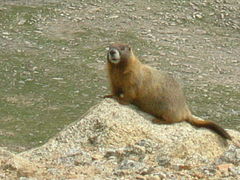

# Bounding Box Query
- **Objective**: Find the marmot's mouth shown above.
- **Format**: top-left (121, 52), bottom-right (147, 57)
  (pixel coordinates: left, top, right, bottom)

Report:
top-left (111, 58), bottom-right (118, 61)
top-left (108, 48), bottom-right (120, 64)
top-left (109, 57), bottom-right (120, 64)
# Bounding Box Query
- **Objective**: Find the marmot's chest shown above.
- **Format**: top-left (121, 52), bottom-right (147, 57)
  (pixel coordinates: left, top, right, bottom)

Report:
top-left (110, 68), bottom-right (138, 89)
top-left (111, 72), bottom-right (129, 88)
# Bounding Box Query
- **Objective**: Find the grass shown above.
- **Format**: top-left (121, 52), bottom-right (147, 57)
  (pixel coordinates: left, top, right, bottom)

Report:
top-left (0, 4), bottom-right (108, 151)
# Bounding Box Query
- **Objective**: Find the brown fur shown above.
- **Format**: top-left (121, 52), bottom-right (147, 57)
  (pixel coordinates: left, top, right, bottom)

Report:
top-left (105, 43), bottom-right (231, 140)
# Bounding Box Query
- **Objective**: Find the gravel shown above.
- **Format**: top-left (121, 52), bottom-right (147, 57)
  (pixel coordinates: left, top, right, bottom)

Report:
top-left (1, 99), bottom-right (239, 179)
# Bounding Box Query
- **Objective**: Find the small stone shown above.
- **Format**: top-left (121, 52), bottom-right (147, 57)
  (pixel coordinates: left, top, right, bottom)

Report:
top-left (136, 175), bottom-right (146, 180)
top-left (156, 156), bottom-right (170, 167)
top-left (217, 163), bottom-right (234, 172)
top-left (145, 175), bottom-right (160, 180)
top-left (19, 177), bottom-right (37, 180)
top-left (4, 155), bottom-right (38, 177)
top-left (119, 159), bottom-right (144, 170)
top-left (2, 32), bottom-right (10, 35)
top-left (18, 19), bottom-right (27, 25)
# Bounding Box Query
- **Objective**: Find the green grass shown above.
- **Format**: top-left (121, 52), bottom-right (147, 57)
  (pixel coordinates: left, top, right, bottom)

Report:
top-left (0, 49), bottom-right (104, 150)
top-left (0, 4), bottom-right (108, 151)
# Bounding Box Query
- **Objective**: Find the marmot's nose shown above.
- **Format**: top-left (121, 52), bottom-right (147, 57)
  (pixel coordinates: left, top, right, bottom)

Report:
top-left (109, 49), bottom-right (116, 56)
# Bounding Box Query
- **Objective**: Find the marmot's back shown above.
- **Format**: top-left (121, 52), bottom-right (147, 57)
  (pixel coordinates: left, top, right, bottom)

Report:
top-left (133, 65), bottom-right (190, 121)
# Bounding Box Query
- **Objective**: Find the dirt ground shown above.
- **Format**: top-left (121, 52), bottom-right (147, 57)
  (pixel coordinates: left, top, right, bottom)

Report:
top-left (0, 0), bottom-right (239, 151)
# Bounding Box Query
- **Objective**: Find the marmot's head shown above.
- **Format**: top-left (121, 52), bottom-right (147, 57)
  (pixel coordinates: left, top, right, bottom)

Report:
top-left (107, 43), bottom-right (133, 64)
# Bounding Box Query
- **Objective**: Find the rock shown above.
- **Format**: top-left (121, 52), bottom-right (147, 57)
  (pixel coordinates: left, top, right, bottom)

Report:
top-left (22, 99), bottom-right (231, 163)
top-left (156, 156), bottom-right (171, 167)
top-left (4, 155), bottom-right (38, 177)
top-left (217, 144), bottom-right (240, 165)
top-left (1, 99), bottom-right (240, 179)
top-left (19, 177), bottom-right (37, 180)
top-left (229, 166), bottom-right (240, 176)
top-left (217, 163), bottom-right (234, 172)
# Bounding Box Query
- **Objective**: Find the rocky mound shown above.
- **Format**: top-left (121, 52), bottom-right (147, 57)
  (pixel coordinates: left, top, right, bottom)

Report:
top-left (1, 99), bottom-right (240, 179)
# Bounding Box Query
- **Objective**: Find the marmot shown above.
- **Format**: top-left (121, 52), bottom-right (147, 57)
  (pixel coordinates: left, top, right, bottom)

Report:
top-left (105, 43), bottom-right (231, 140)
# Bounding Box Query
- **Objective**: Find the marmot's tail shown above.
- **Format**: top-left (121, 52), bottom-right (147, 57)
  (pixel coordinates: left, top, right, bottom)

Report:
top-left (185, 115), bottom-right (232, 140)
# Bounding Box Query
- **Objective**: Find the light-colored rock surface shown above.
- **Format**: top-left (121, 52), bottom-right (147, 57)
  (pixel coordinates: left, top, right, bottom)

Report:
top-left (1, 99), bottom-right (240, 179)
